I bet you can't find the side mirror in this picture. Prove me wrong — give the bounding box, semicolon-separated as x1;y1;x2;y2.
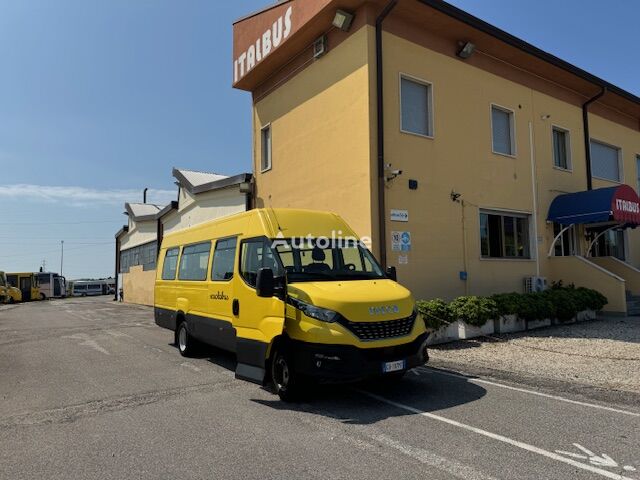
256;267;275;297
386;266;397;282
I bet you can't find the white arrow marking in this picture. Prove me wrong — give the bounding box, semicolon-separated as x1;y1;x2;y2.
554;444;619;469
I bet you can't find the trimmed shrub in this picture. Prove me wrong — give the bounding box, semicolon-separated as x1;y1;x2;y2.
416;298;451;331
491;292;521;316
516;293;555;321
575;287;608;311
449;296;498;327
543;288;579;321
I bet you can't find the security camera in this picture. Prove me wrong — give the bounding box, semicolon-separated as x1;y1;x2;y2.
391;169;403;176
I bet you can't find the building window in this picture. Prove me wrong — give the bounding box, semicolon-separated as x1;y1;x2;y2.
587;227;626;260
261;125;272;172
552;223;576;257
178;242;211;281
480;211;530;259
590;140;621;182
119;241;157;274
211;237;238;281
400;75;433;137
161;248;180;280
491;105;515;156
552;127;571;170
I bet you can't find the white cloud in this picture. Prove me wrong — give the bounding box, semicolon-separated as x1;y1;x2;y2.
0;184;176;207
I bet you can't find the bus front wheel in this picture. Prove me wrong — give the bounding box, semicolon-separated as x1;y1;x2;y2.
270;346;304;402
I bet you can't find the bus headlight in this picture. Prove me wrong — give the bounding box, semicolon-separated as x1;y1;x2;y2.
291;298;338;323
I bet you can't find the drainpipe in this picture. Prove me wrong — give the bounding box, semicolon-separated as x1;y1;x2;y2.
143;187;148;204
376;0;398;269
582;87;606;190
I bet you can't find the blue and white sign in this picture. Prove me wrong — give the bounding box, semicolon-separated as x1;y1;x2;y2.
391;231;411;252
390;209;409;222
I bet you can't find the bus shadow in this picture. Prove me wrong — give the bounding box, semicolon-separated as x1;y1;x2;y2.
251;367;487;425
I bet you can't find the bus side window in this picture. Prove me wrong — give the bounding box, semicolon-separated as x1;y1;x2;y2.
161;248;180;280
211;237;237;281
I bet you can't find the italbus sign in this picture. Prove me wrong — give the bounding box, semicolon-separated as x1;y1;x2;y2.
611;184;640;224
234;6;293;84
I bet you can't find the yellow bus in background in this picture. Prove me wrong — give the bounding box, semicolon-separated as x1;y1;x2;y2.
1;271;22;303
6;273;40;302
154;209;429;401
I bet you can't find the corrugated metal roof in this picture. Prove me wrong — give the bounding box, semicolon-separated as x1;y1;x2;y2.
176;169;228;188
126;203;163;219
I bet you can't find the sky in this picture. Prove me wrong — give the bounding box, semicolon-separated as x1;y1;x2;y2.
0;0;638;279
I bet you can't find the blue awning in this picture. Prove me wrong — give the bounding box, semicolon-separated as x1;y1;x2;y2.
548;185;640;226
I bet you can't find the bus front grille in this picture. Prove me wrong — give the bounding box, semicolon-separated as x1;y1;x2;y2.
339;315;416;341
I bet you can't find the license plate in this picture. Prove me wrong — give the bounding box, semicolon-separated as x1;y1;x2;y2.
382;359;406;373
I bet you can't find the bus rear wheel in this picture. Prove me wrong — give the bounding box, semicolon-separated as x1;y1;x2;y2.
176;321;196;357
270;346;303;402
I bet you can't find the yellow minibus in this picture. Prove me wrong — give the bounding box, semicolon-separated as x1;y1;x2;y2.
155;209;429;400
7;272;40;302
1;272;21;303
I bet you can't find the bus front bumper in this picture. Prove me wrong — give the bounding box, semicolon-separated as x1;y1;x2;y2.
288;333;430;383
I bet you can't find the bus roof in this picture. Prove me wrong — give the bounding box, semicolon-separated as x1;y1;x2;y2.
160;208;358;249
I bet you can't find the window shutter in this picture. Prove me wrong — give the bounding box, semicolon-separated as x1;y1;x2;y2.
590;141;620;181
401;77;430;136
492;107;512;155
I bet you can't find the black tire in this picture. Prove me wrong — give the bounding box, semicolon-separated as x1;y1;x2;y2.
40;293;46;301
270;346;303;402
176;321;197;357
8;297;14;304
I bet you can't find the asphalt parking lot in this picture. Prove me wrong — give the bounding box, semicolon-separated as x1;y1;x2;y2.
1;297;639;480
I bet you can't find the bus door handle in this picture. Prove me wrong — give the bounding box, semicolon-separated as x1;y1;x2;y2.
232;299;240;316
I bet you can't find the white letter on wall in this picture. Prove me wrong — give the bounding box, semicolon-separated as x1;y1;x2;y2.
283;6;293;38
247;45;256;71
272;17;283;47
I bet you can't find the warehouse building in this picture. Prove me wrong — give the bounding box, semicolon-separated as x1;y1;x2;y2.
115;169;252;305
233;0;640;313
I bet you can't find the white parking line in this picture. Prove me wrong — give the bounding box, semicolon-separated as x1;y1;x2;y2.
360;390;636;480
419;367;640;418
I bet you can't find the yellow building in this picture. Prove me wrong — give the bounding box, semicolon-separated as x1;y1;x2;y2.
115;169;252;306
233;0;640;314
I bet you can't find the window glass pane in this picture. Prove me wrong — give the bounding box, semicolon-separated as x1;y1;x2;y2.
178;243;210;281
492;107;513;155
401;77;431;136
212;237;237;281
481;212;529;259
590;141;620;181
503;216;516;257
161;248;180;280
515;217;530;257
299;247;333;269
240;240;282;287
488;214;503;257
480;213;489;257
553;128;568;169
261;126;271;171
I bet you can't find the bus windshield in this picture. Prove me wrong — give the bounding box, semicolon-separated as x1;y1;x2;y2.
273;239;386;282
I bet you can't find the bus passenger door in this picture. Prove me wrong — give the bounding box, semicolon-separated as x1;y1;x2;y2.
233;237;285;384
20;277;31;301
204;237;238;352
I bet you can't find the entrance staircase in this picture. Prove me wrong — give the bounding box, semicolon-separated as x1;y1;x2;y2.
626;291;640;316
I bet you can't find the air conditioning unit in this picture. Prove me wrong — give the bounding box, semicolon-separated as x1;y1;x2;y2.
524;276;548;293
313;35;327;59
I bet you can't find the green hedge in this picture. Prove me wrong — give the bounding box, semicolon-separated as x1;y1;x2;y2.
417;286;607;329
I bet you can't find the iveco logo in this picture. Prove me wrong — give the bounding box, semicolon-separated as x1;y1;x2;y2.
369;305;400;316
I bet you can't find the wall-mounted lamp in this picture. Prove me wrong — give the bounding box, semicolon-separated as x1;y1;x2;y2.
456;41;476;59
541;114;552;120
332;9;355;32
